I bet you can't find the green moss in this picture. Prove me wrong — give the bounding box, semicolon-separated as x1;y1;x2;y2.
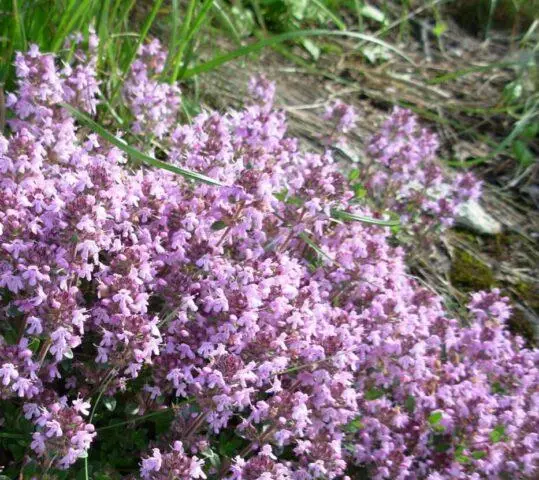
514;281;539;311
449;248;495;292
508;309;536;346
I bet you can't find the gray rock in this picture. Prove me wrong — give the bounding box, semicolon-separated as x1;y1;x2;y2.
456;200;502;235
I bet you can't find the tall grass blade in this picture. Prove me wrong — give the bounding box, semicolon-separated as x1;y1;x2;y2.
122;0;164;75
169;0;197;83
299;232;335;264
184;0;215;45
311;0;347;31
212;0;243;45
12;0;27;51
182;29;415;79
52;0;94;52
331;209;400;227
166;0;181;73
62;103;224;186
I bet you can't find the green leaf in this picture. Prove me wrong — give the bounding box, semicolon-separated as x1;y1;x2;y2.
404;395;416;413
432;21;448;38
359;5;388;25
301;38;320;60
512;140;535;167
491;381;507;395
331;209;400;227
201;448;221;468
428;411;443;425
125;402;140;415
471;450;487;460
103;397;117;412
490;425;506;443
352;183;367;199
521;121;539;140
211;220;228;231
344;416;364;433
348;169;360;181
364;387;385;400
62;103;223;186
433;436;451;452
361;45;391;64
503;80;522;104
274;188;288;202
229;5;255;38
454;444;471;464
218;430;248;457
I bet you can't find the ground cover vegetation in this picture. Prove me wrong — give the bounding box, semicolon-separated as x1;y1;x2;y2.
0;1;537;479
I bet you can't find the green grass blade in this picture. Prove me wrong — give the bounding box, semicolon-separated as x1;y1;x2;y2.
97;397;194;432
299;232;335;264
62;103;224;186
311;0;347;31
184;0;215;45
169;0;197;83
489;103;539;160
166;0;180;72
52;0;94;52
182;29;415;79
97;0;111;67
428;61;518;84
122;0;164;75
331;209;400;227
174;0;215;79
212;0;242;45
12;0;27;51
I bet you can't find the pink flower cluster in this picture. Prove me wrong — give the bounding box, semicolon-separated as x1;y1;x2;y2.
24;393;95;469
323;100;357;145
365;107;481;233
140;441;206;479
0;42;537;479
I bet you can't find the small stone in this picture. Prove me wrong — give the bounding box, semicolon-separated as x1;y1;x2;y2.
456;200;502;235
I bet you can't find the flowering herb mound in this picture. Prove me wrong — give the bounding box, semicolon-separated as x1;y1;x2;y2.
0;39;537;479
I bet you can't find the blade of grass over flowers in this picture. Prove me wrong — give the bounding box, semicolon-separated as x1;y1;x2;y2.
299;232;335;264
97;397;195;432
182;29;415;79
62;103;224;186
331;209;400;227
